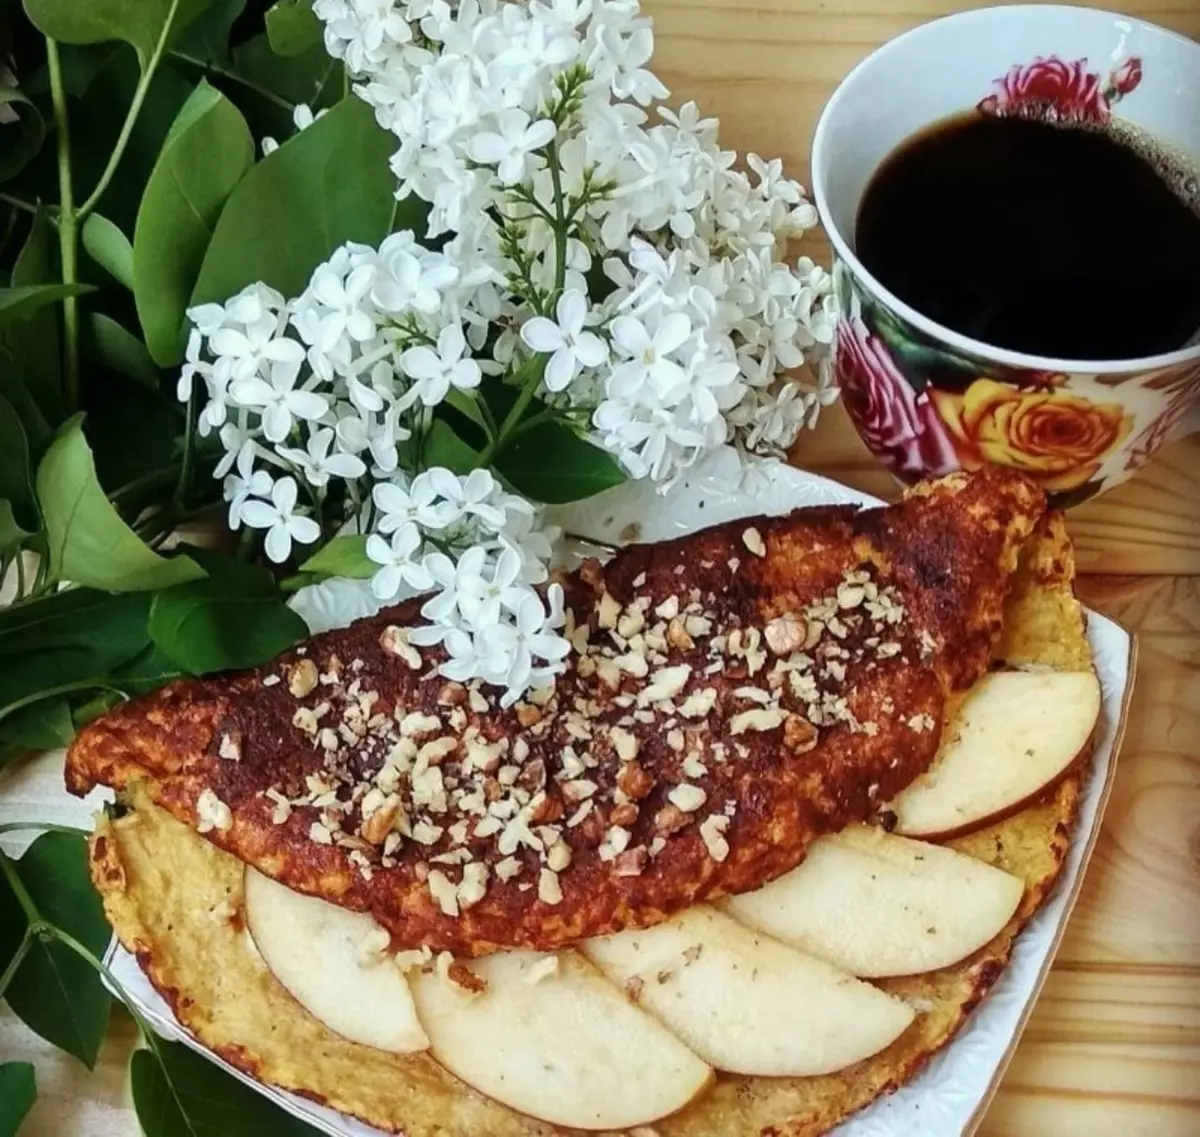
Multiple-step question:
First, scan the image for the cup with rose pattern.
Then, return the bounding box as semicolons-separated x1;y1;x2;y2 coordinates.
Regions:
811;5;1200;506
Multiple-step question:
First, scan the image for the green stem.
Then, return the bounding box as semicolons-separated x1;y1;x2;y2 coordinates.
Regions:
174;386;198;506
51;924;166;1062
46;40;80;410
77;0;182;222
14;550;26;600
0;822;88;838
546;139;568;297
0;851;40;926
170;52;295;111
0;193;39;215
0;929;32;1002
0;681;122;725
111;465;182;505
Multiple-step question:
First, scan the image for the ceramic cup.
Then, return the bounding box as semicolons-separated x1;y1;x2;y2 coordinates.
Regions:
811;5;1200;506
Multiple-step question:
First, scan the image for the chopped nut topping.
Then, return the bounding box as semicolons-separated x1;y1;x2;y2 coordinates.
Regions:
667;783;706;813
457;862;489;909
546;840;572;872
616;759;654;801
427;869;460;916
218;733;241;762
538;867;563;905
611;726;639;761
699;813;730;861
609;801;639;828
597;591;622;629
196;789;232;833
613;846;648;876
654;803;689;834
783;716;819;754
379;625;422;669
730;707;786;734
741;527;766;557
908;712;936;733
638;664;691;706
764;614;806;655
288;658;319;698
678;687;717;719
261;673;281;687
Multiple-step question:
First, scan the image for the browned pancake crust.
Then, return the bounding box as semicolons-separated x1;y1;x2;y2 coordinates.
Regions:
68;468;1044;957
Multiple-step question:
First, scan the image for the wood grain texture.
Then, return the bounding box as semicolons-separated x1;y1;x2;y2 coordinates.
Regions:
2;2;1199;1134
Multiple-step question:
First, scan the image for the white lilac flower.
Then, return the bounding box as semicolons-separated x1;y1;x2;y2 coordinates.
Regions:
222;442;273;529
209;305;302;383
608;312;691;398
424;467;508;529
373;472;454;532
262;101;329;155
365;523;433;600
520;289;607;392
277;427;368;487
476;588;570;703
467;109;556;185
229;357;330;444
179;0;839;706
399;324;481;406
239;476;321;562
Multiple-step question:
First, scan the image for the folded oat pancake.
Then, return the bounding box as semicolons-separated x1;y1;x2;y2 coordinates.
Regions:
69;469;1044;957
86;503;1092;1137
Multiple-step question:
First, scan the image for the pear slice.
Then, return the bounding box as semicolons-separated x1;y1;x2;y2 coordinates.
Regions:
891;668;1101;840
719;826;1024;977
408;949;712;1130
580;905;913;1076
243;867;429;1054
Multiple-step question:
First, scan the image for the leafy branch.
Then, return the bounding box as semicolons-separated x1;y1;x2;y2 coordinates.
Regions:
0;827;321;1137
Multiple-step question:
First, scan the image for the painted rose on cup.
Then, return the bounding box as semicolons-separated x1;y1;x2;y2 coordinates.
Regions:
928;380;1132;492
835;313;958;480
813;8;1200;508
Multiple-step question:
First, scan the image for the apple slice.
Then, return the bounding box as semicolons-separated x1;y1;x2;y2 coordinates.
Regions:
718;826;1024;977
580;905;913;1076
408;949;712;1130
891;668;1100;840
243;867;429;1054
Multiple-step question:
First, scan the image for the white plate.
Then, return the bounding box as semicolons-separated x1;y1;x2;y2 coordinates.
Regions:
104;451;1135;1137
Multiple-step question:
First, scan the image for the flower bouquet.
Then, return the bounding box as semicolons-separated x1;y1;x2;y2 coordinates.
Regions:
0;0;835;1128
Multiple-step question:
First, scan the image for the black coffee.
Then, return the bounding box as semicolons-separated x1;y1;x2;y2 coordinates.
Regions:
854;113;1200;360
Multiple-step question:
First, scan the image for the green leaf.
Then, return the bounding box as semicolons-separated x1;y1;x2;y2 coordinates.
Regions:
148;573;307;675
0;500;32;552
0;284;93;328
0;88;45;184
231;32;340;111
192;97;414;302
424;419;480;475
0;373;50;457
35;416;204;591
266;0;321;56
69;49;192;233
300;534;374;580
0;697;75;749
496;422;626;504
132;1041;326;1137
0;587;151;728
0;1062;36;1137
445;388;489;433
23;0;225;67
107;642;183;698
1;210;64;425
174;0;246;66
0;394;37;531
81;213;134;290
3;833;111;1068
0;588;150;660
83;314;161;390
134;83;254;366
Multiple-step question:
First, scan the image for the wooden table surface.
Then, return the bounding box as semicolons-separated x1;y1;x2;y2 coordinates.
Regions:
3;2;1199;1134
